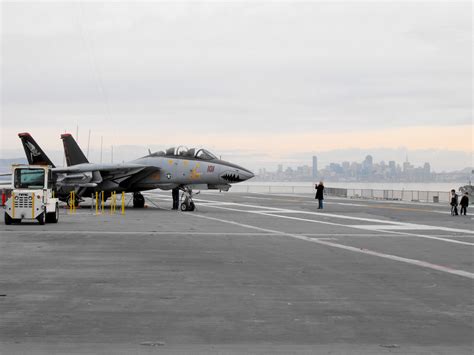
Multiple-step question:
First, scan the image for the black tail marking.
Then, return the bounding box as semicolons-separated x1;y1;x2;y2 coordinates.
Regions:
18;132;55;167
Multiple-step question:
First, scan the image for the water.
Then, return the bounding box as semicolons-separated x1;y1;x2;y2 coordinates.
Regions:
241;181;468;192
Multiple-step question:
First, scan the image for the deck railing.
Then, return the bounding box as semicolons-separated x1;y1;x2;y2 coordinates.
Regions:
228;185;451;203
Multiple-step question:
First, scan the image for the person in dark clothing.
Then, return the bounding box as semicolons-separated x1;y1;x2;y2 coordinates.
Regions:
460;192;469;216
315;181;325;209
450;189;458;216
172;187;180;210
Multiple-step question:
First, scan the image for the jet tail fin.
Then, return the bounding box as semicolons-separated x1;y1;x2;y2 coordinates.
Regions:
61;133;89;166
18;132;56;167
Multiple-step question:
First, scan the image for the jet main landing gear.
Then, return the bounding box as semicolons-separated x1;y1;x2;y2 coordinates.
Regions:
67;194;81;208
180;188;198;212
133;192;145;208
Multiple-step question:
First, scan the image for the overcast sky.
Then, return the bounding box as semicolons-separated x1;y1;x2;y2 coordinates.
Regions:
1;1;472;171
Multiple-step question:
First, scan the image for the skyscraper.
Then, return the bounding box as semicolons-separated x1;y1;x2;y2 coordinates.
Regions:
312;156;318;178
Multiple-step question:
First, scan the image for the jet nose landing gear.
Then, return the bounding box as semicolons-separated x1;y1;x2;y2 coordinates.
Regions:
180;188;198;212
180;200;195;211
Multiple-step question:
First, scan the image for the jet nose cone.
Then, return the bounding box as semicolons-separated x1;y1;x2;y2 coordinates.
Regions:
240;169;254;181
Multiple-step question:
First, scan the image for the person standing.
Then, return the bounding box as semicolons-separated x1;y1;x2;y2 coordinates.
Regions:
450;189;459;216
460;192;469;216
172;187;180;210
315;181;325;209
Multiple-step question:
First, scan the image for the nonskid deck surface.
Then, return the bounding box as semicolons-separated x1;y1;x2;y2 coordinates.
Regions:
1;191;472;354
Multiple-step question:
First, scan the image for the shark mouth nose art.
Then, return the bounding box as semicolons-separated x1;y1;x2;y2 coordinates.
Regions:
221;173;244;182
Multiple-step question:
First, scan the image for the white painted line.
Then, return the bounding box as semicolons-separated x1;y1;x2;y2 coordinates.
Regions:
0;230;279;236
348;224;442;231
145;194;474;238
191;197;474;235
334;202;367;207
198;203;474;246
189;213;474;280
252;209;302;214
303;233;407;237
256;212;474;247
234;191;452;208
245;210;297;214
240;196;277;200
360;229;474;246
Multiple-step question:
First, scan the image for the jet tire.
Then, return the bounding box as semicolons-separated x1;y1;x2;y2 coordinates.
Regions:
67;196;79;208
133;193;145;208
189;202;195;211
180;202;188;211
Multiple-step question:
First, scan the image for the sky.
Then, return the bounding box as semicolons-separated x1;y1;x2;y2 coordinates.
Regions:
1;1;472;171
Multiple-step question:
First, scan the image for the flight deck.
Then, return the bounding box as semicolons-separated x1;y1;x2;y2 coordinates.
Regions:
1;192;472;354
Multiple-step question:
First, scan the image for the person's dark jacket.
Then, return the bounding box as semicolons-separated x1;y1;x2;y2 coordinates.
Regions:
315;185;324;200
460;195;469;207
450;194;458;206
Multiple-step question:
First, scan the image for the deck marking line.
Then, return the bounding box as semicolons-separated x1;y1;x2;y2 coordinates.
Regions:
0;230;278;236
198;204;474;246
145;194;473;235
189;213;474;280
150;190;450;210
361;229;474;246
189;197;474;235
347;224;442;230
255;212;474;247
334;203;367;207
225;191;452;208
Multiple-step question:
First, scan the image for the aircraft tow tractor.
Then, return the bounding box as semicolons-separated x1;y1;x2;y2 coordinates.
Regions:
4;165;59;225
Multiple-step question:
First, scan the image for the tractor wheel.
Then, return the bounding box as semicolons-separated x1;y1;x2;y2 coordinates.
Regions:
37;212;46;225
4;212;12;225
46;204;59;223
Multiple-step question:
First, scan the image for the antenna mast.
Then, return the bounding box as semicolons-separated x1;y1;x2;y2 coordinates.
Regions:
86;129;91;159
100;136;103;163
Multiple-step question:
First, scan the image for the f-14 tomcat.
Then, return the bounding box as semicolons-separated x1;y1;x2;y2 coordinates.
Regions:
18;132;254;210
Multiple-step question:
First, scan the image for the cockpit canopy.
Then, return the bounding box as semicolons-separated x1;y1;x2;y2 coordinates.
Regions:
148;146;218;161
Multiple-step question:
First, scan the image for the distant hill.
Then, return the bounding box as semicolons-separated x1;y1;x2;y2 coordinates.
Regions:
0;158;28;173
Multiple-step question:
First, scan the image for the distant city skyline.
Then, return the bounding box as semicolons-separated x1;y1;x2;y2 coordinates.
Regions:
255;155;471;183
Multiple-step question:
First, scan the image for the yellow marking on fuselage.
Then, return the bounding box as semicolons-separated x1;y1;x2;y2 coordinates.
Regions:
168;159;174;165
190;167;201;180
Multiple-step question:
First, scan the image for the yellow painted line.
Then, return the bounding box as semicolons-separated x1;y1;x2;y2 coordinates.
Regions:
121;191;125;215
12;192;15;218
32;192;35;218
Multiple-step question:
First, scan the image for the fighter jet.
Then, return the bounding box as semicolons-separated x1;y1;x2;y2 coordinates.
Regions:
18;133;254;210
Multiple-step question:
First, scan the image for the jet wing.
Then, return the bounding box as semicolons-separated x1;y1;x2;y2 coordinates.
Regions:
52;163;154;174
52;163;161;189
